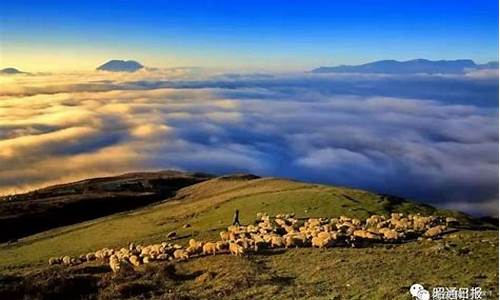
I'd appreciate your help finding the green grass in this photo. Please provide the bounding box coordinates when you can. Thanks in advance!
[2,231,497,299]
[0,177,472,270]
[0,175,496,299]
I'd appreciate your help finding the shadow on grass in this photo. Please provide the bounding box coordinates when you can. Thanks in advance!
[0,271,100,300]
[265,275,295,286]
[143,263,203,282]
[69,264,110,274]
[169,233,193,241]
[254,249,288,256]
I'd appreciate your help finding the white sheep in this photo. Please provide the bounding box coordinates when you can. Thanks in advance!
[229,242,245,256]
[202,242,218,255]
[49,211,450,272]
[173,249,189,260]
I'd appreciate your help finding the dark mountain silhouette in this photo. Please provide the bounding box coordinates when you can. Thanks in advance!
[0,67,25,75]
[311,59,498,74]
[96,60,144,72]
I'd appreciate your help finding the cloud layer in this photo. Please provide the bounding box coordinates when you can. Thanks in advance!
[0,70,498,216]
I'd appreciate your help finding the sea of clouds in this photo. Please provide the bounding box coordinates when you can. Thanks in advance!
[0,68,498,215]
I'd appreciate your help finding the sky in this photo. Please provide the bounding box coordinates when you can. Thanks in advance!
[1,0,498,71]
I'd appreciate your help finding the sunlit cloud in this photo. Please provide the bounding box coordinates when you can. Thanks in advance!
[0,70,497,216]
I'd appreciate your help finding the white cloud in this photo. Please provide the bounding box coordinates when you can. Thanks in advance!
[0,71,497,216]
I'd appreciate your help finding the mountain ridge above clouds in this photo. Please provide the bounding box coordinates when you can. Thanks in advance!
[0,67,26,75]
[96,59,144,72]
[311,59,499,74]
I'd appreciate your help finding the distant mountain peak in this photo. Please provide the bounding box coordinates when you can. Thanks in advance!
[310,59,496,74]
[477,61,499,70]
[96,60,144,72]
[0,67,25,75]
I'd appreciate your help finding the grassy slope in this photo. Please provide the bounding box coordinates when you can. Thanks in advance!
[0,176,497,299]
[0,176,470,270]
[166,231,498,300]
[0,171,211,242]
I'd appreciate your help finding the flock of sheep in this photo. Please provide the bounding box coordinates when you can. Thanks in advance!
[48,212,458,273]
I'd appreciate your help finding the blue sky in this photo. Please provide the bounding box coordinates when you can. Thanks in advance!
[1,0,498,71]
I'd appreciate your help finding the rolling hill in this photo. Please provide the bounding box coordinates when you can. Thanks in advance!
[0,172,497,299]
[0,171,212,242]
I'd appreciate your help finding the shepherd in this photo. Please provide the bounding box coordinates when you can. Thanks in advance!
[232,209,241,226]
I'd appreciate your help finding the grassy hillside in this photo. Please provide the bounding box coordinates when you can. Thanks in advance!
[0,175,472,269]
[0,171,211,242]
[0,174,497,299]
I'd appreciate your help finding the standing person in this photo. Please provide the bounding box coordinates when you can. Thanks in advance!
[232,209,241,226]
